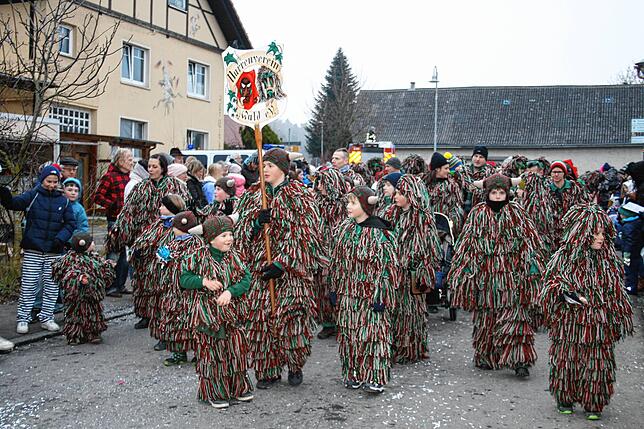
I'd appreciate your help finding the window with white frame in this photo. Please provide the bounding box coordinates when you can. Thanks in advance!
[168,0,187,11]
[58,25,72,56]
[49,105,90,134]
[121,43,148,85]
[120,118,147,140]
[188,61,208,98]
[187,130,207,150]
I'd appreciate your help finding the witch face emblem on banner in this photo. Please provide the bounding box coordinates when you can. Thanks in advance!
[223,42,286,127]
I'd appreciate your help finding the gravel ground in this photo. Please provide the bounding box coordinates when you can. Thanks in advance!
[1,299,643,429]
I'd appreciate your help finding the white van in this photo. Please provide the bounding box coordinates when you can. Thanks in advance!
[181,150,256,168]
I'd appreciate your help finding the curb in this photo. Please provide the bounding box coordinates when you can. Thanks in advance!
[11,306,134,348]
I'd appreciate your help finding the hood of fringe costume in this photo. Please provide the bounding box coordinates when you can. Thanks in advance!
[402,154,427,176]
[51,252,115,303]
[396,175,431,211]
[447,201,545,311]
[106,176,190,251]
[351,162,374,187]
[423,173,465,235]
[316,168,351,201]
[549,177,590,214]
[235,180,328,276]
[501,155,528,177]
[521,172,556,250]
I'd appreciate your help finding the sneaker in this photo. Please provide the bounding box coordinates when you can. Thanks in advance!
[344,380,363,389]
[88,335,103,344]
[0,336,14,353]
[287,370,303,386]
[208,399,230,409]
[515,367,530,378]
[134,318,149,329]
[256,377,281,389]
[317,326,337,339]
[153,340,166,351]
[16,322,29,334]
[363,383,385,394]
[235,391,254,402]
[557,403,573,415]
[586,411,602,421]
[40,320,60,332]
[163,352,188,366]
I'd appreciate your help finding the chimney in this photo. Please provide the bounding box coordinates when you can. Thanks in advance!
[409,81,416,91]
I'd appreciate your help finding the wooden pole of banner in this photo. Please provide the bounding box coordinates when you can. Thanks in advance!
[254,122,277,316]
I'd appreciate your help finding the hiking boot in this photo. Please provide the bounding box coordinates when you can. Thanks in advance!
[16,322,29,334]
[515,367,529,378]
[208,399,230,409]
[153,340,166,351]
[288,370,303,386]
[363,383,385,394]
[586,411,602,421]
[40,320,60,332]
[476,363,493,370]
[344,380,363,389]
[557,403,573,415]
[256,377,280,389]
[236,391,254,402]
[134,318,149,329]
[317,326,337,339]
[163,352,188,366]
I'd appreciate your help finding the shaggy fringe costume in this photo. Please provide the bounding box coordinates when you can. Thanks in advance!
[548,177,589,248]
[315,168,351,328]
[159,235,204,353]
[332,217,399,385]
[51,252,115,344]
[402,154,428,176]
[387,175,441,363]
[447,194,544,370]
[130,218,176,338]
[236,180,327,380]
[183,245,253,402]
[521,172,557,256]
[540,204,633,414]
[105,176,189,252]
[423,172,465,237]
[464,163,496,209]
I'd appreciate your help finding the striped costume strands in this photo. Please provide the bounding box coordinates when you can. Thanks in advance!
[422,172,465,237]
[51,252,115,343]
[548,178,589,249]
[17,251,60,323]
[540,204,633,414]
[463,163,496,209]
[521,172,557,256]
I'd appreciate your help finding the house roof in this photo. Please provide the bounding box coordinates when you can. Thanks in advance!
[208,0,252,49]
[353,85,644,149]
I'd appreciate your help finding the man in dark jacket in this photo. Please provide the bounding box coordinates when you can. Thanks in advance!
[617,202,644,295]
[0,166,76,334]
[241,152,259,189]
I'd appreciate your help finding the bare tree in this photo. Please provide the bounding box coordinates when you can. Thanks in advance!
[612,63,644,85]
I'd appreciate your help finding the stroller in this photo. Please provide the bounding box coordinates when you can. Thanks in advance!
[433,212,457,321]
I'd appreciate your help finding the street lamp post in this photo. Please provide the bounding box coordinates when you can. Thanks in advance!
[430,66,439,153]
[635,59,644,80]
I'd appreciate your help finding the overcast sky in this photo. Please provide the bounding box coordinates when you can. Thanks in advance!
[232,0,644,125]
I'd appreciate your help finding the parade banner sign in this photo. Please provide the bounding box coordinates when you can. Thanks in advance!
[222,42,286,127]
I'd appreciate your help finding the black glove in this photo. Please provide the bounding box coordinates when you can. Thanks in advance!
[372,302,385,313]
[261,262,284,280]
[0,186,11,207]
[257,208,272,226]
[329,291,337,307]
[50,239,66,254]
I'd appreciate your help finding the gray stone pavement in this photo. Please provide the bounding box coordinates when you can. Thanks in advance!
[1,298,643,429]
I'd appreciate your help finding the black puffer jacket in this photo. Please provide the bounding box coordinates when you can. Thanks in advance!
[186,173,208,211]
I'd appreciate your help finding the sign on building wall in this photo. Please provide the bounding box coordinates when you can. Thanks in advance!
[632,119,644,144]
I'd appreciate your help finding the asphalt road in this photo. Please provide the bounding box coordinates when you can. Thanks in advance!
[1,299,643,429]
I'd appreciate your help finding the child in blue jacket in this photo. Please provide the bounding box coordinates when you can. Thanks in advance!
[63,178,89,237]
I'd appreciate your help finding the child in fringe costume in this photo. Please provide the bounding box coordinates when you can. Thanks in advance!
[198,176,239,219]
[332,187,398,394]
[447,173,543,377]
[180,216,254,409]
[548,160,589,248]
[377,172,402,220]
[158,211,202,366]
[423,152,465,237]
[540,204,633,421]
[520,161,557,256]
[51,232,115,345]
[130,194,186,351]
[235,148,327,389]
[314,168,352,340]
[401,154,428,176]
[386,174,441,363]
[106,154,190,329]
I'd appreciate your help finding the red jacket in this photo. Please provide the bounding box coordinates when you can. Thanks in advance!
[95,163,129,221]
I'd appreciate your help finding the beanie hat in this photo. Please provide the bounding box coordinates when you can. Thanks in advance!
[38,165,61,183]
[482,173,514,194]
[382,172,402,188]
[444,152,463,172]
[62,177,82,191]
[549,160,568,174]
[264,148,290,175]
[228,163,242,174]
[472,145,488,160]
[71,231,93,253]
[194,216,235,242]
[161,194,185,215]
[172,211,198,233]
[167,163,188,178]
[216,176,237,197]
[350,186,378,216]
[385,156,402,170]
[430,152,448,170]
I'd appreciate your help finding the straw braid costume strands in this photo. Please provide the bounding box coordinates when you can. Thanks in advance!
[521,172,556,256]
[105,177,190,252]
[235,180,328,380]
[548,177,589,248]
[375,180,393,219]
[447,201,544,370]
[130,218,176,339]
[315,168,351,327]
[402,154,428,176]
[389,175,441,363]
[540,204,633,414]
[186,246,253,402]
[159,235,205,353]
[198,197,239,220]
[331,217,399,386]
[51,252,115,344]
[423,172,465,237]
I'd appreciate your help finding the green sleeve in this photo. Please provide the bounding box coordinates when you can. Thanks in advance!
[227,268,251,298]
[180,269,204,290]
